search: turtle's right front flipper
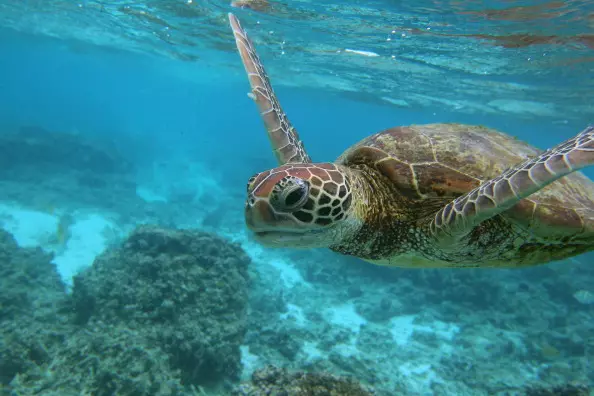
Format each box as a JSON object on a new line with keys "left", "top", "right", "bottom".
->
{"left": 228, "top": 13, "right": 311, "bottom": 165}
{"left": 429, "top": 125, "right": 594, "bottom": 247}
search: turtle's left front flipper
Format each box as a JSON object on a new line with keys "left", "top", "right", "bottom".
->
{"left": 228, "top": 13, "right": 311, "bottom": 165}
{"left": 429, "top": 126, "right": 594, "bottom": 246}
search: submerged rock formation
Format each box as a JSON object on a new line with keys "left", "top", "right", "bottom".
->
{"left": 72, "top": 225, "right": 251, "bottom": 386}
{"left": 232, "top": 365, "right": 375, "bottom": 396}
{"left": 0, "top": 125, "right": 139, "bottom": 212}
{"left": 0, "top": 228, "right": 67, "bottom": 387}
{"left": 4, "top": 225, "right": 251, "bottom": 395}
{"left": 0, "top": 126, "right": 134, "bottom": 177}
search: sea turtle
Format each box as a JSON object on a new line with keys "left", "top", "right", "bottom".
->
{"left": 228, "top": 13, "right": 594, "bottom": 268}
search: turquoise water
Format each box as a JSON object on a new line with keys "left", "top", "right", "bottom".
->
{"left": 0, "top": 1, "right": 593, "bottom": 395}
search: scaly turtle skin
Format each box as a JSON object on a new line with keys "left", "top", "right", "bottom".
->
{"left": 228, "top": 13, "right": 594, "bottom": 268}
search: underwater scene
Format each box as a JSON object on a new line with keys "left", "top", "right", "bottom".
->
{"left": 1, "top": 0, "right": 594, "bottom": 395}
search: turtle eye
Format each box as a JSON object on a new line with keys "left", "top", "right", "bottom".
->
{"left": 271, "top": 177, "right": 309, "bottom": 212}
{"left": 284, "top": 185, "right": 308, "bottom": 208}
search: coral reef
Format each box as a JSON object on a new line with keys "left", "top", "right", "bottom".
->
{"left": 0, "top": 228, "right": 65, "bottom": 321}
{"left": 2, "top": 225, "right": 251, "bottom": 395}
{"left": 232, "top": 365, "right": 375, "bottom": 396}
{"left": 0, "top": 228, "right": 67, "bottom": 386}
{"left": 523, "top": 383, "right": 590, "bottom": 395}
{"left": 9, "top": 323, "right": 187, "bottom": 396}
{"left": 71, "top": 225, "right": 251, "bottom": 386}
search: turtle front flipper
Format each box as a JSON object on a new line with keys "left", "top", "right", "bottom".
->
{"left": 429, "top": 125, "right": 594, "bottom": 246}
{"left": 228, "top": 13, "right": 311, "bottom": 165}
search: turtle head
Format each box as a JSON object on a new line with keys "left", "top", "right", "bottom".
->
{"left": 228, "top": 13, "right": 359, "bottom": 247}
{"left": 244, "top": 163, "right": 358, "bottom": 248}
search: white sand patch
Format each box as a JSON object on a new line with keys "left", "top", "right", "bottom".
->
{"left": 240, "top": 240, "right": 306, "bottom": 289}
{"left": 0, "top": 203, "right": 59, "bottom": 247}
{"left": 301, "top": 341, "right": 324, "bottom": 363}
{"left": 0, "top": 203, "right": 121, "bottom": 286}
{"left": 240, "top": 345, "right": 260, "bottom": 380}
{"left": 390, "top": 315, "right": 460, "bottom": 347}
{"left": 398, "top": 361, "right": 443, "bottom": 390}
{"left": 267, "top": 258, "right": 304, "bottom": 289}
{"left": 414, "top": 319, "right": 460, "bottom": 341}
{"left": 218, "top": 231, "right": 307, "bottom": 289}
{"left": 390, "top": 315, "right": 417, "bottom": 345}
{"left": 426, "top": 320, "right": 460, "bottom": 355}
{"left": 325, "top": 302, "right": 367, "bottom": 333}
{"left": 334, "top": 341, "right": 360, "bottom": 358}
{"left": 280, "top": 303, "right": 307, "bottom": 327}
{"left": 53, "top": 213, "right": 119, "bottom": 285}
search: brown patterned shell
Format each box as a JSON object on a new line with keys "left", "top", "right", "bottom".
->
{"left": 337, "top": 123, "right": 594, "bottom": 238}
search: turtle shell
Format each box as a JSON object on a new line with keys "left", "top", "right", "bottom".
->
{"left": 337, "top": 123, "right": 594, "bottom": 239}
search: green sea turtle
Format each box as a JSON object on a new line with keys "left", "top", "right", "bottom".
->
{"left": 228, "top": 13, "right": 594, "bottom": 268}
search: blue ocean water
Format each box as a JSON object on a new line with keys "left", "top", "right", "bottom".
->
{"left": 0, "top": 1, "right": 593, "bottom": 395}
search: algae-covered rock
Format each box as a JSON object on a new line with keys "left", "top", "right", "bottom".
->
{"left": 5, "top": 225, "right": 251, "bottom": 395}
{"left": 0, "top": 228, "right": 67, "bottom": 386}
{"left": 523, "top": 383, "right": 590, "bottom": 396}
{"left": 233, "top": 365, "right": 375, "bottom": 396}
{"left": 9, "top": 323, "right": 186, "bottom": 396}
{"left": 0, "top": 228, "right": 65, "bottom": 320}
{"left": 71, "top": 225, "right": 251, "bottom": 386}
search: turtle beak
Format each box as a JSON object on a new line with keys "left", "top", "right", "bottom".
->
{"left": 245, "top": 199, "right": 277, "bottom": 231}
